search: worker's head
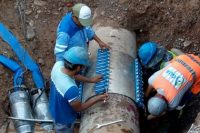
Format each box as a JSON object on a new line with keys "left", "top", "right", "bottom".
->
{"left": 63, "top": 46, "right": 89, "bottom": 71}
{"left": 147, "top": 94, "right": 167, "bottom": 116}
{"left": 72, "top": 3, "right": 92, "bottom": 27}
{"left": 138, "top": 42, "right": 166, "bottom": 69}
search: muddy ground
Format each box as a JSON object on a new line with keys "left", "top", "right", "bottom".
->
{"left": 0, "top": 0, "right": 200, "bottom": 132}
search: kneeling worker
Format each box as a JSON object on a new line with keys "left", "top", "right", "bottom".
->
{"left": 49, "top": 46, "right": 108, "bottom": 133}
{"left": 146, "top": 54, "right": 200, "bottom": 120}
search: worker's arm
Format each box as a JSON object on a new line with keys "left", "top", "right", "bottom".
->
{"left": 70, "top": 93, "right": 108, "bottom": 112}
{"left": 145, "top": 85, "right": 154, "bottom": 97}
{"left": 93, "top": 34, "right": 111, "bottom": 49}
{"left": 147, "top": 112, "right": 166, "bottom": 120}
{"left": 170, "top": 48, "right": 185, "bottom": 56}
{"left": 146, "top": 70, "right": 162, "bottom": 97}
{"left": 74, "top": 74, "right": 102, "bottom": 83}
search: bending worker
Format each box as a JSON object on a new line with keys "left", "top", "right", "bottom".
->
{"left": 145, "top": 54, "right": 200, "bottom": 120}
{"left": 54, "top": 3, "right": 110, "bottom": 61}
{"left": 49, "top": 46, "right": 108, "bottom": 133}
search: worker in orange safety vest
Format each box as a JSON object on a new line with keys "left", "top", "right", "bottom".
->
{"left": 145, "top": 54, "right": 200, "bottom": 120}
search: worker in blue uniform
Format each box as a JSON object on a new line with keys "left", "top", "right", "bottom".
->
{"left": 54, "top": 3, "right": 110, "bottom": 61}
{"left": 49, "top": 46, "right": 108, "bottom": 133}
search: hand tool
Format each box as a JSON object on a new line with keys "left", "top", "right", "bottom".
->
{"left": 96, "top": 119, "right": 124, "bottom": 129}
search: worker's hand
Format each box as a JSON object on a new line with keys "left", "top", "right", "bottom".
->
{"left": 147, "top": 114, "right": 157, "bottom": 120}
{"left": 147, "top": 112, "right": 166, "bottom": 120}
{"left": 99, "top": 41, "right": 111, "bottom": 49}
{"left": 97, "top": 93, "right": 109, "bottom": 102}
{"left": 90, "top": 75, "right": 102, "bottom": 83}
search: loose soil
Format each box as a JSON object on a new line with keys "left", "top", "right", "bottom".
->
{"left": 0, "top": 0, "right": 200, "bottom": 132}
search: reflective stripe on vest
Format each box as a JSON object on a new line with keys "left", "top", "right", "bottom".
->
{"left": 187, "top": 54, "right": 200, "bottom": 67}
{"left": 175, "top": 58, "right": 196, "bottom": 81}
{"left": 187, "top": 54, "right": 200, "bottom": 94}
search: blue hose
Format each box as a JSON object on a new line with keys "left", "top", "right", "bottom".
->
{"left": 0, "top": 23, "right": 45, "bottom": 89}
{"left": 0, "top": 55, "right": 24, "bottom": 86}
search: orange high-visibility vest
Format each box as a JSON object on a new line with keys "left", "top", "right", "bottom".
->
{"left": 152, "top": 54, "right": 200, "bottom": 103}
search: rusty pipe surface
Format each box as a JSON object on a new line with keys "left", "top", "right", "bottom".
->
{"left": 80, "top": 27, "right": 140, "bottom": 133}
{"left": 80, "top": 94, "right": 139, "bottom": 133}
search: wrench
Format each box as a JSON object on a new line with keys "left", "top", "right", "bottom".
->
{"left": 96, "top": 119, "right": 124, "bottom": 129}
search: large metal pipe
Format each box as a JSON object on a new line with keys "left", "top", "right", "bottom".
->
{"left": 8, "top": 87, "right": 34, "bottom": 133}
{"left": 80, "top": 27, "right": 140, "bottom": 133}
{"left": 30, "top": 88, "right": 53, "bottom": 132}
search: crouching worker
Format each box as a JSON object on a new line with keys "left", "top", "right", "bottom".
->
{"left": 145, "top": 54, "right": 200, "bottom": 120}
{"left": 49, "top": 46, "right": 108, "bottom": 133}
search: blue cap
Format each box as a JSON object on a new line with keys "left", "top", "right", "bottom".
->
{"left": 138, "top": 42, "right": 157, "bottom": 65}
{"left": 63, "top": 46, "right": 89, "bottom": 66}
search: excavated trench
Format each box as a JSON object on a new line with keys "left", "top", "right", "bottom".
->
{"left": 1, "top": 0, "right": 200, "bottom": 132}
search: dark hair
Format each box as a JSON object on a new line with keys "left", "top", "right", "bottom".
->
{"left": 63, "top": 59, "right": 83, "bottom": 71}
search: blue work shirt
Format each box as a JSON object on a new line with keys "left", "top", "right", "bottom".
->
{"left": 49, "top": 61, "right": 81, "bottom": 124}
{"left": 54, "top": 12, "right": 95, "bottom": 61}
